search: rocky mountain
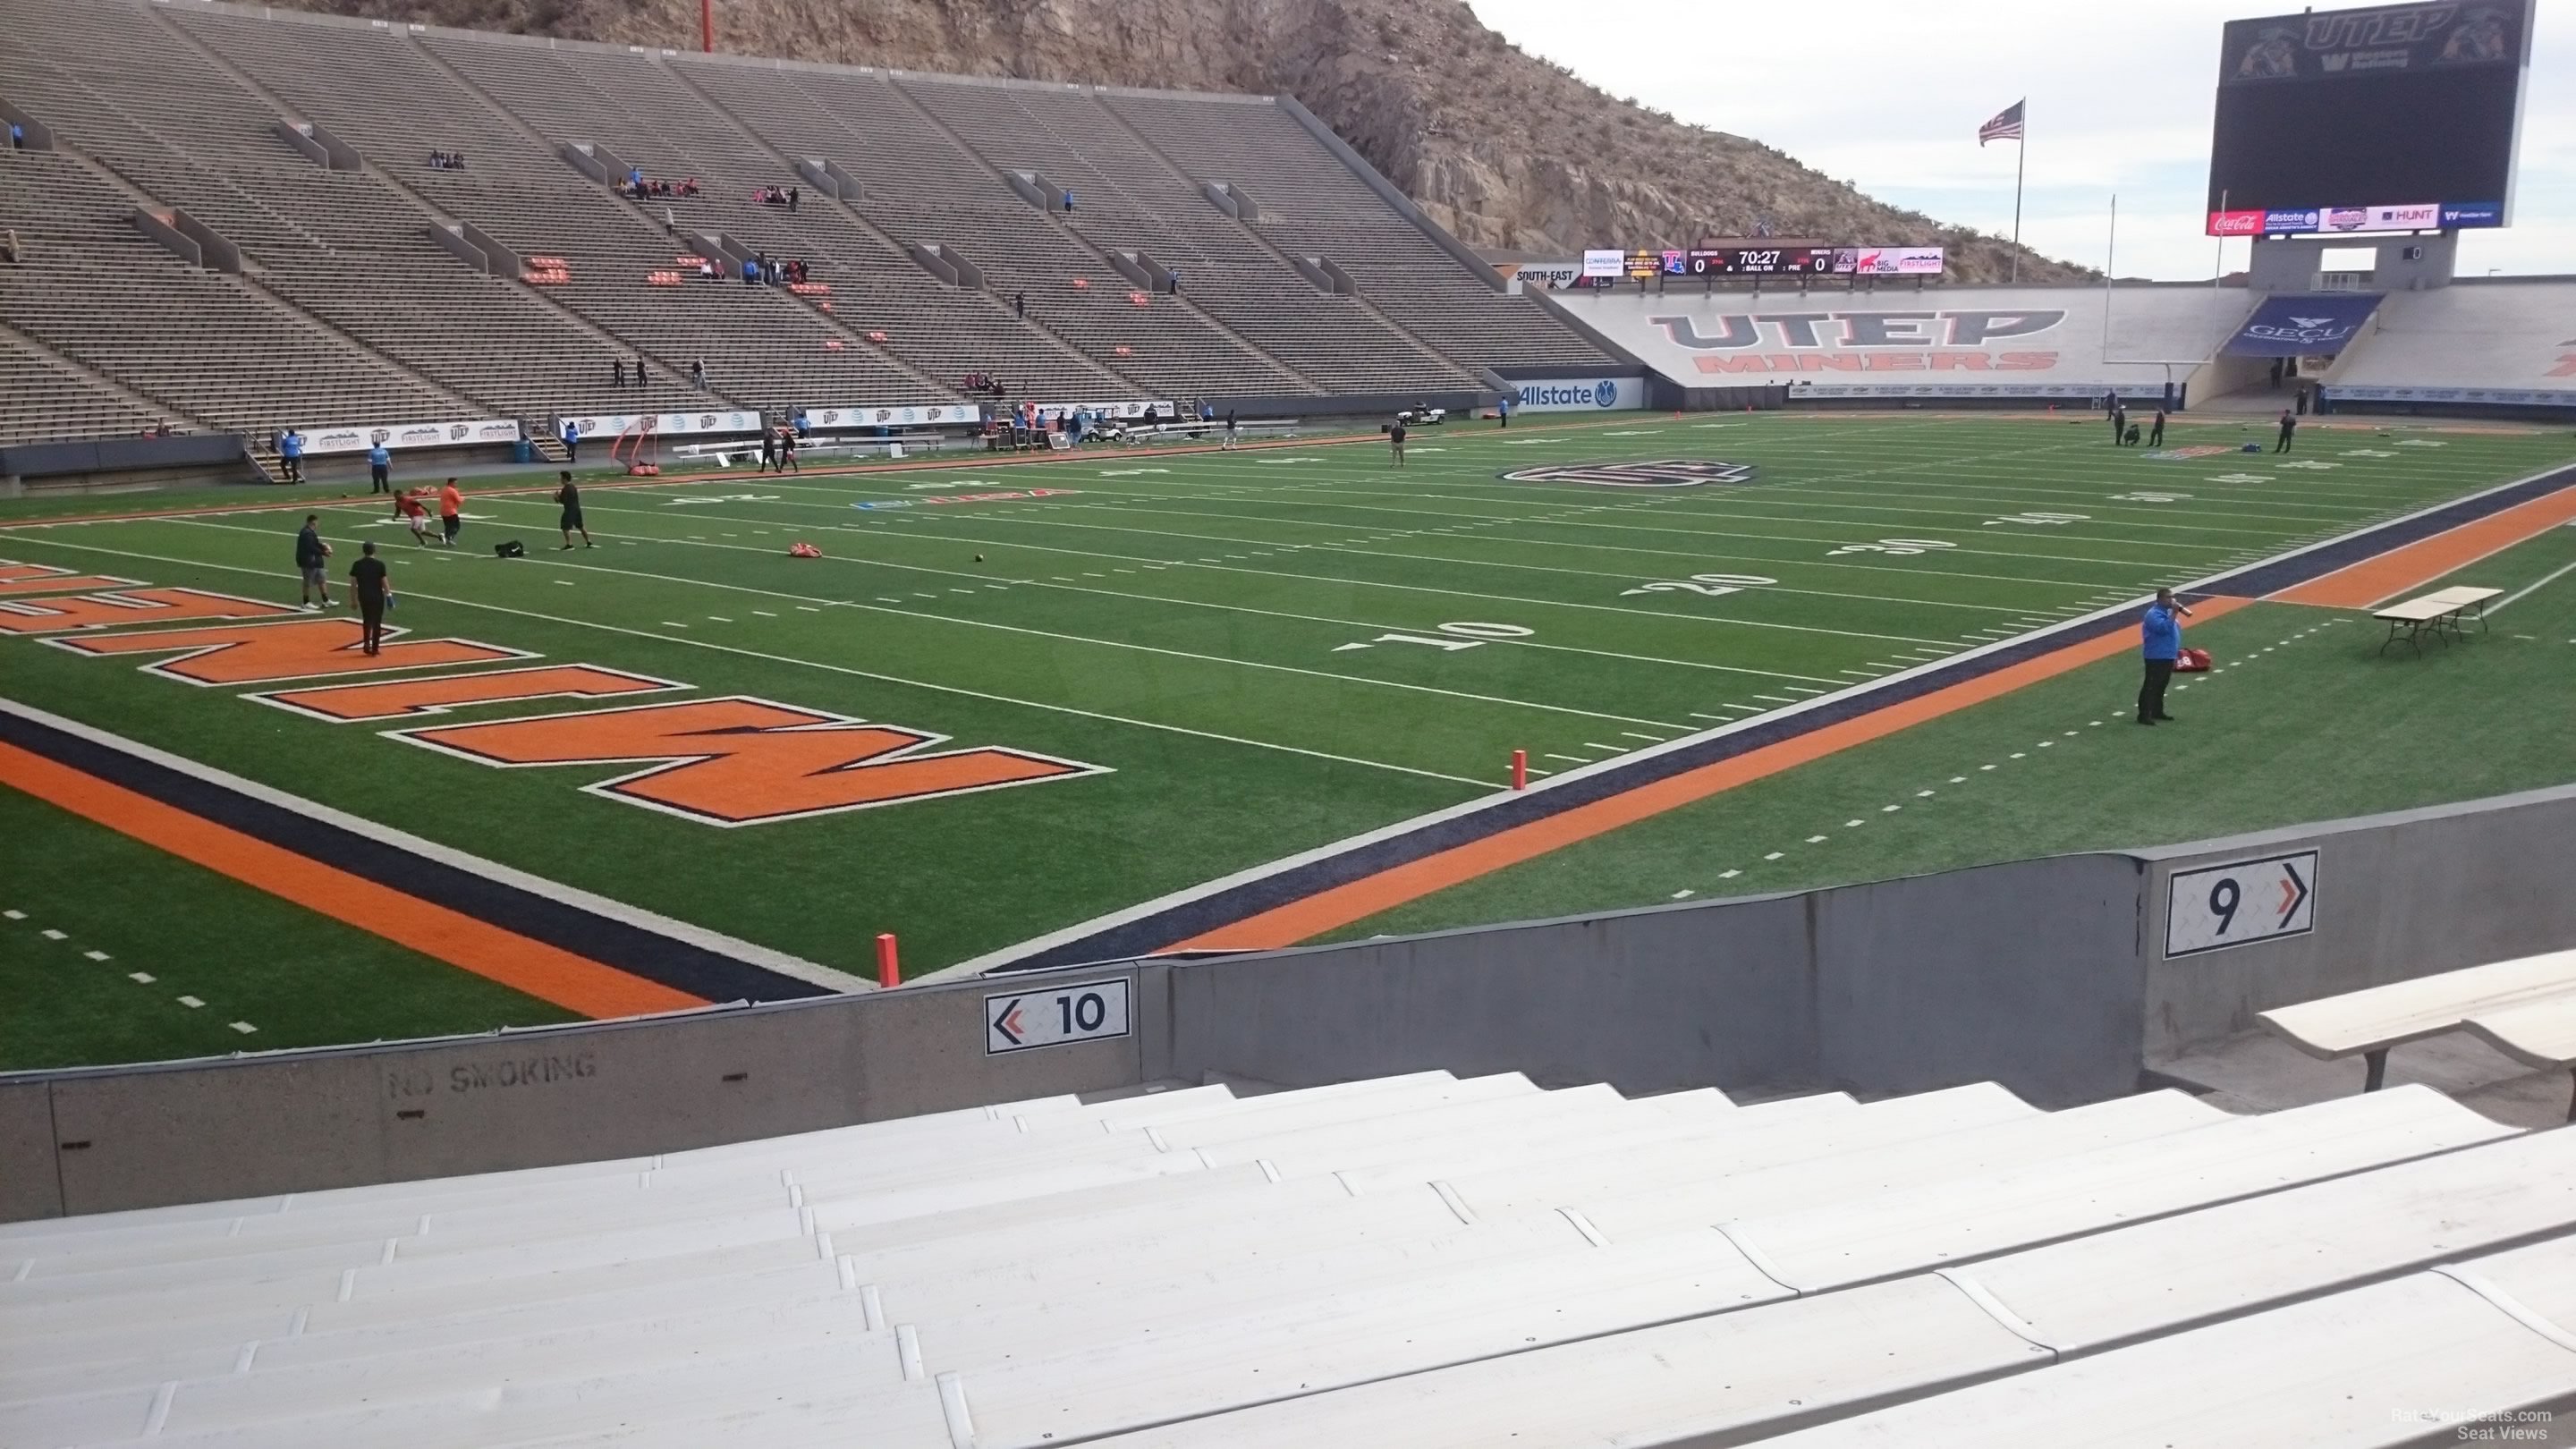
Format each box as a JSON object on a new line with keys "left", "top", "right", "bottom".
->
{"left": 291, "top": 0, "right": 2090, "bottom": 284}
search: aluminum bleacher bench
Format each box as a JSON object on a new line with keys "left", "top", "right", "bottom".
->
{"left": 2373, "top": 585, "right": 2502, "bottom": 655}
{"left": 2261, "top": 947, "right": 2576, "bottom": 1117}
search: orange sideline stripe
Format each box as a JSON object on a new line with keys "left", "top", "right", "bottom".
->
{"left": 1174, "top": 597, "right": 2250, "bottom": 952}
{"left": 0, "top": 740, "right": 703, "bottom": 1019}
{"left": 2271, "top": 485, "right": 2576, "bottom": 608}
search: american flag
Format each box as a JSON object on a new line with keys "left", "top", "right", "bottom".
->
{"left": 1978, "top": 100, "right": 2025, "bottom": 146}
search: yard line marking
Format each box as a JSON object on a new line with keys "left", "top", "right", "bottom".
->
{"left": 128, "top": 971, "right": 154, "bottom": 983}
{"left": 22, "top": 534, "right": 1497, "bottom": 789}
{"left": 1689, "top": 712, "right": 1728, "bottom": 721}
{"left": 1545, "top": 753, "right": 1590, "bottom": 765}
{"left": 1719, "top": 869, "right": 1741, "bottom": 879}
{"left": 752, "top": 610, "right": 778, "bottom": 617}
{"left": 1671, "top": 890, "right": 1694, "bottom": 900}
{"left": 82, "top": 949, "right": 110, "bottom": 961}
{"left": 661, "top": 621, "right": 689, "bottom": 629}
{"left": 1620, "top": 731, "right": 1665, "bottom": 741}
{"left": 1806, "top": 835, "right": 1829, "bottom": 843}
{"left": 39, "top": 928, "right": 66, "bottom": 940}
{"left": 1584, "top": 742, "right": 1627, "bottom": 753}
{"left": 1764, "top": 852, "right": 1784, "bottom": 860}
{"left": 2490, "top": 556, "right": 2576, "bottom": 614}
{"left": 1753, "top": 694, "right": 1797, "bottom": 703}
{"left": 229, "top": 1021, "right": 258, "bottom": 1034}
{"left": 0, "top": 910, "right": 21, "bottom": 919}
{"left": 176, "top": 996, "right": 204, "bottom": 1008}
{"left": 706, "top": 615, "right": 733, "bottom": 623}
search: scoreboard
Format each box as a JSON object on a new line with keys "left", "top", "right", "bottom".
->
{"left": 1682, "top": 246, "right": 1840, "bottom": 275}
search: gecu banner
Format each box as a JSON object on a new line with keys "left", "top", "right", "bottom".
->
{"left": 304, "top": 419, "right": 523, "bottom": 454}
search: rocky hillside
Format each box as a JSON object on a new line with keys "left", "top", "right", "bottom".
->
{"left": 292, "top": 0, "right": 2089, "bottom": 284}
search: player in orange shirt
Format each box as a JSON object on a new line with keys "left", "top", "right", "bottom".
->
{"left": 437, "top": 478, "right": 463, "bottom": 547}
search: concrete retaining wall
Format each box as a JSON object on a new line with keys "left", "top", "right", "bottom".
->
{"left": 4, "top": 787, "right": 2571, "bottom": 1221}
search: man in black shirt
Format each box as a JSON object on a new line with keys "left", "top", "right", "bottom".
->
{"left": 1388, "top": 417, "right": 1407, "bottom": 468}
{"left": 348, "top": 541, "right": 391, "bottom": 655}
{"left": 2275, "top": 409, "right": 2298, "bottom": 453}
{"left": 556, "top": 470, "right": 592, "bottom": 548}
{"left": 293, "top": 513, "right": 332, "bottom": 610}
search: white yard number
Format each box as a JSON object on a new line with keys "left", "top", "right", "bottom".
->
{"left": 1335, "top": 622, "right": 1532, "bottom": 653}
{"left": 1623, "top": 572, "right": 1776, "bottom": 597}
{"left": 1829, "top": 538, "right": 1956, "bottom": 556}
{"left": 2111, "top": 491, "right": 2189, "bottom": 504}
{"left": 1986, "top": 512, "right": 2089, "bottom": 527}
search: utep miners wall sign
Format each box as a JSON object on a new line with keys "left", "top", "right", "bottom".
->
{"left": 1499, "top": 459, "right": 1759, "bottom": 488}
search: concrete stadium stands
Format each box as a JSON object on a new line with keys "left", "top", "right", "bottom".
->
{"left": 3, "top": 1065, "right": 2562, "bottom": 1448}
{"left": 0, "top": 0, "right": 1615, "bottom": 449}
{"left": 2324, "top": 277, "right": 2576, "bottom": 410}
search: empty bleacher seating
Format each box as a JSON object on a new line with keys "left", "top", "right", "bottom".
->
{"left": 0, "top": 0, "right": 1615, "bottom": 449}
{"left": 2, "top": 1063, "right": 2560, "bottom": 1447}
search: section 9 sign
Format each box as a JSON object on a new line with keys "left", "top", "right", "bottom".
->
{"left": 985, "top": 978, "right": 1132, "bottom": 1055}
{"left": 2165, "top": 851, "right": 2317, "bottom": 958}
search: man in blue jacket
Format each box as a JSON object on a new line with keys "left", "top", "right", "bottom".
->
{"left": 2138, "top": 587, "right": 2193, "bottom": 725}
{"left": 367, "top": 440, "right": 392, "bottom": 494}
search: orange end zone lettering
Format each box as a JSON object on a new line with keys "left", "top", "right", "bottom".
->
{"left": 398, "top": 697, "right": 1108, "bottom": 826}
{"left": 0, "top": 563, "right": 147, "bottom": 597}
{"left": 47, "top": 618, "right": 531, "bottom": 685}
{"left": 0, "top": 589, "right": 300, "bottom": 635}
{"left": 254, "top": 664, "right": 688, "bottom": 723}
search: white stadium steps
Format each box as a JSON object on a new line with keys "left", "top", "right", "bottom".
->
{"left": 0, "top": 1073, "right": 2565, "bottom": 1449}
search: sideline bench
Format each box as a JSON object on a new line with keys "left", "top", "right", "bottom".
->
{"left": 2373, "top": 585, "right": 2501, "bottom": 655}
{"left": 2258, "top": 948, "right": 2576, "bottom": 1118}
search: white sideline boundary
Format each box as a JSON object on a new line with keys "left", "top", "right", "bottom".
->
{"left": 0, "top": 698, "right": 870, "bottom": 994}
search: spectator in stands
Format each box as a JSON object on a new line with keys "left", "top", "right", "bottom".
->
{"left": 680, "top": 178, "right": 699, "bottom": 197}
{"left": 691, "top": 358, "right": 708, "bottom": 391}
{"left": 629, "top": 166, "right": 645, "bottom": 194}
{"left": 453, "top": 152, "right": 466, "bottom": 170}
{"left": 2137, "top": 588, "right": 2190, "bottom": 726}
{"left": 2148, "top": 409, "right": 2167, "bottom": 448}
{"left": 698, "top": 257, "right": 716, "bottom": 280}
{"left": 293, "top": 514, "right": 332, "bottom": 609}
{"left": 1013, "top": 292, "right": 1025, "bottom": 318}
{"left": 612, "top": 358, "right": 624, "bottom": 387}
{"left": 350, "top": 542, "right": 391, "bottom": 656}
{"left": 788, "top": 185, "right": 800, "bottom": 212}
{"left": 367, "top": 438, "right": 393, "bottom": 495}
{"left": 1063, "top": 189, "right": 1075, "bottom": 212}
{"left": 560, "top": 417, "right": 580, "bottom": 462}
{"left": 792, "top": 407, "right": 810, "bottom": 436}
{"left": 276, "top": 427, "right": 305, "bottom": 483}
{"left": 438, "top": 478, "right": 463, "bottom": 547}
{"left": 7, "top": 122, "right": 22, "bottom": 150}
{"left": 2275, "top": 408, "right": 2298, "bottom": 453}
{"left": 556, "top": 471, "right": 592, "bottom": 548}
{"left": 634, "top": 357, "right": 648, "bottom": 387}
{"left": 741, "top": 255, "right": 759, "bottom": 287}
{"left": 1170, "top": 270, "right": 1182, "bottom": 294}
{"left": 1, "top": 227, "right": 18, "bottom": 265}
{"left": 1387, "top": 414, "right": 1407, "bottom": 468}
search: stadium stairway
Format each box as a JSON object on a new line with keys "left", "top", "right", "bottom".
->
{"left": 1, "top": 1067, "right": 2563, "bottom": 1448}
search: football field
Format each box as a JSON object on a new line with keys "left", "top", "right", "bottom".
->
{"left": 3, "top": 411, "right": 2572, "bottom": 1068}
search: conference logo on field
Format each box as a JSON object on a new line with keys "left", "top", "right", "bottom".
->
{"left": 1499, "top": 459, "right": 1758, "bottom": 488}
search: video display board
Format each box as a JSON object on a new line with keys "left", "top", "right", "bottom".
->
{"left": 2205, "top": 0, "right": 2530, "bottom": 234}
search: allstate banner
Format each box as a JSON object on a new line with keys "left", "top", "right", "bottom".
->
{"left": 1512, "top": 377, "right": 1644, "bottom": 412}
{"left": 2222, "top": 292, "right": 2383, "bottom": 356}
{"left": 305, "top": 418, "right": 522, "bottom": 454}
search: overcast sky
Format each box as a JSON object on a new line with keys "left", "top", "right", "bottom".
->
{"left": 1464, "top": 0, "right": 2571, "bottom": 280}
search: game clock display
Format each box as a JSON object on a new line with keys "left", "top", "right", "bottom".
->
{"left": 1685, "top": 247, "right": 1837, "bottom": 275}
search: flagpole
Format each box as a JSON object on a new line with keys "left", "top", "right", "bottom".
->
{"left": 2010, "top": 104, "right": 2026, "bottom": 284}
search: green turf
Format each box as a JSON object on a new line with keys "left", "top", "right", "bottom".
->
{"left": 1327, "top": 523, "right": 2576, "bottom": 940}
{"left": 0, "top": 786, "right": 574, "bottom": 1070}
{"left": 2, "top": 411, "right": 2571, "bottom": 1068}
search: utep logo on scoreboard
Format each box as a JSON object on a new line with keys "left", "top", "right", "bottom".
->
{"left": 1499, "top": 459, "right": 1758, "bottom": 489}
